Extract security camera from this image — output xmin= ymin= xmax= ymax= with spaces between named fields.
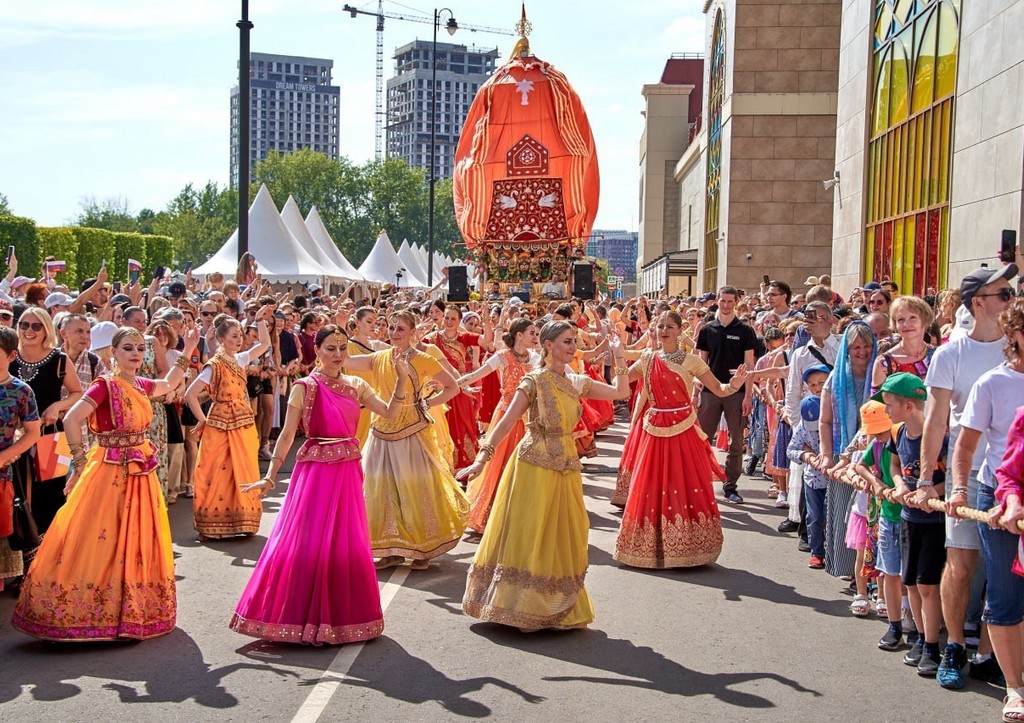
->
xmin=822 ymin=171 xmax=840 ymax=190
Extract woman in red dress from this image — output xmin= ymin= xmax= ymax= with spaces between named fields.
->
xmin=614 ymin=311 xmax=753 ymax=569
xmin=424 ymin=303 xmax=493 ymax=471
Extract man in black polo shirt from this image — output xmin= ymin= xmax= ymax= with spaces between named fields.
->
xmin=696 ymin=285 xmax=756 ymax=503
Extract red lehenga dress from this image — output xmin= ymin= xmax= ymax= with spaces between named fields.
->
xmin=12 ymin=375 xmax=176 ymax=640
xmin=610 ymin=377 xmax=649 ymax=508
xmin=426 ymin=330 xmax=482 ymax=471
xmin=478 ymin=349 xmax=501 ymax=426
xmin=463 ymin=349 xmax=537 ymax=533
xmin=614 ymin=350 xmax=725 ymax=568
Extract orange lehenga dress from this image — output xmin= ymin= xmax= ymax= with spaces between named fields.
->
xmin=193 ymin=351 xmax=263 ymax=538
xmin=614 ymin=350 xmax=725 ymax=568
xmin=12 ymin=375 xmax=176 ymax=641
xmin=464 ymin=349 xmax=537 ymax=533
xmin=426 ymin=331 xmax=482 ymax=471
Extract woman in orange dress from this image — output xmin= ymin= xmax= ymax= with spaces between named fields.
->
xmin=454 ymin=319 xmax=539 ymax=533
xmin=11 ymin=326 xmax=198 ymax=641
xmin=424 ymin=303 xmax=493 ymax=471
xmin=185 ymin=310 xmax=272 ymax=540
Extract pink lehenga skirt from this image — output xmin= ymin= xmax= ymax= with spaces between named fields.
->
xmin=229 ymin=455 xmax=383 ymax=645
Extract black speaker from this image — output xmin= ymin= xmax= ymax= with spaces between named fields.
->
xmin=573 ymin=263 xmax=594 ymax=300
xmin=447 ymin=265 xmax=469 ymax=302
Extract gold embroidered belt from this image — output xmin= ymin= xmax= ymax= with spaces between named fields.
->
xmin=297 ymin=435 xmax=361 ymax=464
xmin=97 ymin=431 xmax=147 ymax=448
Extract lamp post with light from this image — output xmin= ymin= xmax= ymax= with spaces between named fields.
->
xmin=427 ymin=8 xmax=459 ymax=288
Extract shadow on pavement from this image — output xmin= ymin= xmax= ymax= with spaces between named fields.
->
xmin=341 ymin=636 xmax=545 ymax=717
xmin=471 ymin=624 xmax=820 ymax=708
xmin=0 ymin=626 xmax=295 ymax=706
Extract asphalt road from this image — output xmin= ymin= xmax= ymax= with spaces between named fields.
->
xmin=0 ymin=421 xmax=1003 ymax=721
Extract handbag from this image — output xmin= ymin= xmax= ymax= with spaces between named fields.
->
xmin=35 ymin=430 xmax=71 ymax=481
xmin=8 ymin=468 xmax=40 ymax=552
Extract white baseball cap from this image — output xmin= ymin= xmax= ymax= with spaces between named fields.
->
xmin=90 ymin=321 xmax=118 ymax=350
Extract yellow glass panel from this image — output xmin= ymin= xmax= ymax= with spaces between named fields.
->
xmin=913 ymin=12 xmax=938 ymax=112
xmin=884 ymin=133 xmax=893 ymax=218
xmin=935 ymin=2 xmax=959 ymax=99
xmin=895 ymin=0 xmax=914 ymax=24
xmin=913 ymin=115 xmax=924 ymax=207
xmin=930 ymin=105 xmax=943 ymax=205
xmin=938 ymin=99 xmax=952 ymax=202
xmin=893 ymin=216 xmax=905 ymax=284
xmin=902 ymin=216 xmax=916 ymax=293
xmin=864 ymin=226 xmax=876 ymax=282
xmin=921 ymin=108 xmax=933 ymax=207
xmin=876 ymin=3 xmax=894 ymax=44
xmin=905 ymin=119 xmax=916 ymax=212
xmin=873 ymin=48 xmax=892 ymax=137
xmin=890 ymin=33 xmax=911 ymax=125
xmin=894 ymin=126 xmax=904 ymax=217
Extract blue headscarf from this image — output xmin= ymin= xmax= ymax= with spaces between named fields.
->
xmin=830 ymin=321 xmax=877 ymax=455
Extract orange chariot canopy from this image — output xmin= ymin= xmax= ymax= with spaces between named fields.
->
xmin=453 ymin=9 xmax=599 ymax=254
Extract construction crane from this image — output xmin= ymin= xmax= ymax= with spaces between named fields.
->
xmin=342 ymin=2 xmax=514 ymax=159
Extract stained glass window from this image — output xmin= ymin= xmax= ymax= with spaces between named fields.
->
xmin=865 ymin=0 xmax=960 ymax=293
xmin=703 ymin=10 xmax=725 ymax=292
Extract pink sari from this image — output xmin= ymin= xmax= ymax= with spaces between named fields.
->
xmin=230 ymin=373 xmax=383 ymax=645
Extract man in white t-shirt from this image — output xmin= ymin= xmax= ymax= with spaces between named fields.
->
xmin=918 ymin=262 xmax=1016 ymax=688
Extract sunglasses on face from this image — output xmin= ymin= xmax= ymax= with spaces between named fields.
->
xmin=975 ymin=288 xmax=1014 ymax=302
xmin=201 ymin=311 xmax=216 ymax=317
xmin=18 ymin=321 xmax=43 ymax=332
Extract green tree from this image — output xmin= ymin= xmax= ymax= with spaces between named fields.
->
xmin=72 ymin=196 xmax=139 ymax=232
xmin=0 ymin=193 xmax=11 ymax=215
xmin=151 ymin=182 xmax=237 ymax=267
xmin=136 ymin=208 xmax=157 ymax=235
xmin=431 ymin=177 xmax=463 ymax=261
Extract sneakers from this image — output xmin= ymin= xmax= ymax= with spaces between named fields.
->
xmin=258 ymin=445 xmax=273 ymax=461
xmin=743 ymin=456 xmax=760 ymax=476
xmin=808 ymin=555 xmax=824 ymax=569
xmin=917 ymin=645 xmax=941 ymax=677
xmin=969 ymin=654 xmax=1006 ymax=686
xmin=774 ymin=492 xmax=790 ymax=509
xmin=936 ymin=642 xmax=968 ymax=689
xmin=723 ymin=491 xmax=744 ymax=504
xmin=903 ymin=637 xmax=924 ymax=667
xmin=777 ymin=519 xmax=799 ymax=533
xmin=797 ymin=539 xmax=811 ymax=553
xmin=878 ymin=626 xmax=902 ymax=651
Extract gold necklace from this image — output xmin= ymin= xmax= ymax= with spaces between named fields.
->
xmin=510 ymin=347 xmax=530 ymax=363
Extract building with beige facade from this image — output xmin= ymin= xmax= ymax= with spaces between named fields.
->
xmin=643 ymin=0 xmax=1024 ymax=298
xmin=831 ymin=0 xmax=1024 ymax=296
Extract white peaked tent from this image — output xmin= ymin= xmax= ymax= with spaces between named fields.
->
xmin=303 ymin=205 xmax=364 ymax=280
xmin=195 ymin=185 xmax=327 ymax=284
xmin=280 ymin=197 xmax=350 ymax=281
xmin=358 ymin=231 xmax=427 ymax=287
xmin=413 ymin=243 xmax=445 ymax=285
xmin=398 ymin=239 xmax=430 ymax=288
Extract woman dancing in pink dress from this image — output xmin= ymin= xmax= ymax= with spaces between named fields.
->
xmin=229 ymin=325 xmax=410 ymax=645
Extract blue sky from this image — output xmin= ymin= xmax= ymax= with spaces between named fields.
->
xmin=0 ymin=0 xmax=704 ymax=233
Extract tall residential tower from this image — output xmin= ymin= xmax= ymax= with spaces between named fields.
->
xmin=386 ymin=40 xmax=498 ymax=180
xmin=230 ymin=52 xmax=340 ymax=188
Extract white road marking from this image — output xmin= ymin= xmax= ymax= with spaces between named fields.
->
xmin=290 ymin=565 xmax=410 ymax=723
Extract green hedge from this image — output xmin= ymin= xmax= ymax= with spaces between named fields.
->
xmin=146 ymin=234 xmax=175 ymax=274
xmin=36 ymin=227 xmax=79 ymax=286
xmin=0 ymin=215 xmax=38 ymax=278
xmin=72 ymin=227 xmax=117 ymax=283
xmin=111 ymin=232 xmax=147 ymax=284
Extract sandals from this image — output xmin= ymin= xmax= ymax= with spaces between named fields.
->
xmin=850 ymin=595 xmax=871 ymax=617
xmin=410 ymin=559 xmax=431 ymax=570
xmin=374 ymin=555 xmax=405 ymax=570
xmin=875 ymin=597 xmax=888 ymax=618
xmin=1003 ymin=693 xmax=1024 ymax=723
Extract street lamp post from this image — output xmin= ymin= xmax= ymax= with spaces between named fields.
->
xmin=237 ymin=0 xmax=253 ymax=262
xmin=427 ymin=8 xmax=458 ymax=288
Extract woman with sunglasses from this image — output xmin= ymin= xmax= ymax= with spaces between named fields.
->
xmin=11 ymin=307 xmax=82 ymax=533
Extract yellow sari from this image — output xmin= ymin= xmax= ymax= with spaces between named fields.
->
xmin=463 ymin=368 xmax=595 ymax=630
xmin=12 ymin=375 xmax=176 ymax=640
xmin=362 ymin=349 xmax=468 ymax=560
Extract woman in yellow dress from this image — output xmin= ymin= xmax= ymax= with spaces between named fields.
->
xmin=11 ymin=326 xmax=198 ymax=641
xmin=342 ymin=310 xmax=469 ymax=570
xmin=458 ymin=321 xmax=629 ymax=631
xmin=185 ymin=310 xmax=272 ymax=540
xmin=344 ymin=306 xmax=390 ymax=449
